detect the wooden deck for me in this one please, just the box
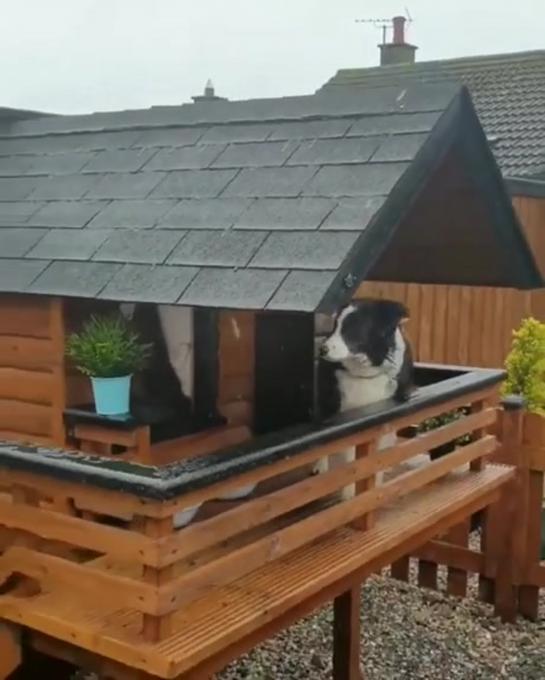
[0,466,512,679]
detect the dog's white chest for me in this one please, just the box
[336,370,395,411]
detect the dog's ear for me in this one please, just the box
[379,300,409,332]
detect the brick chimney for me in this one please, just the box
[191,79,228,103]
[379,16,417,66]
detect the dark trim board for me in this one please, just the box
[507,177,545,199]
[0,365,504,501]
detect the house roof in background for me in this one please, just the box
[321,50,545,179]
[0,82,540,312]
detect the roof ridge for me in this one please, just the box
[329,49,545,81]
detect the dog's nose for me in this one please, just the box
[319,344,328,357]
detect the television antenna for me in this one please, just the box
[355,10,413,45]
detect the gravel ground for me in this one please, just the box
[216,566,545,680]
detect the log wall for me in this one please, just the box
[0,294,65,445]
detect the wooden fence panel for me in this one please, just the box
[357,283,543,368]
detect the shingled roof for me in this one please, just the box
[0,82,540,312]
[321,50,545,179]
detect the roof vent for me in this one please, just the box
[379,16,417,66]
[191,79,228,103]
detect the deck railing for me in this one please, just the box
[0,367,509,646]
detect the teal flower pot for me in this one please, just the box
[91,375,132,416]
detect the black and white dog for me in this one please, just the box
[315,299,414,497]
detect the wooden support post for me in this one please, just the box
[50,297,67,448]
[487,397,526,622]
[518,468,542,620]
[333,587,363,680]
[0,621,21,678]
[417,559,438,590]
[140,516,175,643]
[390,556,410,582]
[446,519,470,597]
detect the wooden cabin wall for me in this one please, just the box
[0,294,65,445]
[218,311,255,427]
[512,195,545,277]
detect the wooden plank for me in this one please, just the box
[0,295,52,339]
[469,288,486,367]
[0,335,58,370]
[73,423,143,449]
[0,546,159,615]
[417,286,434,362]
[458,287,472,365]
[0,467,164,519]
[157,409,497,566]
[0,496,157,566]
[0,399,52,436]
[390,556,410,581]
[353,440,377,530]
[526,563,545,588]
[417,560,437,590]
[333,587,363,680]
[519,469,543,620]
[49,298,67,446]
[158,437,497,609]
[218,374,254,403]
[0,367,54,405]
[219,400,253,426]
[167,387,499,511]
[430,285,447,363]
[141,516,175,641]
[445,286,461,365]
[150,425,250,465]
[445,519,470,597]
[414,540,484,573]
[405,283,421,352]
[0,621,21,678]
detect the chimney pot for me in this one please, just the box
[379,16,417,66]
[392,16,406,44]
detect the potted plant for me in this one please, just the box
[66,314,152,416]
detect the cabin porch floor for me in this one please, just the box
[0,465,512,680]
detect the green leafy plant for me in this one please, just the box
[502,317,545,414]
[418,407,472,452]
[66,314,152,378]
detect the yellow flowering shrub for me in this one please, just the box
[502,317,545,414]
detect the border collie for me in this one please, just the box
[316,299,414,498]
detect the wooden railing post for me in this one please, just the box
[484,396,526,622]
[139,516,175,643]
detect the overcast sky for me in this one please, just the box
[2,0,544,115]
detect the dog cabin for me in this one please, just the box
[0,82,541,679]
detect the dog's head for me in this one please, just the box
[320,299,409,367]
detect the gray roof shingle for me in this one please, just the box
[0,81,530,310]
[321,50,545,178]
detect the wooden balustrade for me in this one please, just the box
[0,371,519,678]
